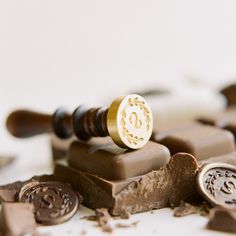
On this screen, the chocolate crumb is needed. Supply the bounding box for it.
[173,200,211,217]
[95,208,113,233]
[207,206,236,233]
[174,201,199,217]
[116,220,139,228]
[80,215,97,221]
[80,229,87,235]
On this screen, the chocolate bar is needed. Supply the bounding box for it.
[152,124,235,160]
[198,108,236,137]
[200,151,236,166]
[54,153,199,216]
[68,139,171,180]
[51,135,75,161]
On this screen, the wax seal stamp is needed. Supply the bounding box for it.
[7,94,153,149]
[197,163,236,208]
[18,181,79,225]
[107,94,153,149]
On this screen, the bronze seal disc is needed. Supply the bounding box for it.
[18,181,79,225]
[197,163,236,208]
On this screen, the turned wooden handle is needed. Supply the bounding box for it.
[6,108,72,139]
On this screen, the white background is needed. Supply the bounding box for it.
[0,1,235,235]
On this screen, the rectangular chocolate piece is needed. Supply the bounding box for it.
[0,202,36,236]
[51,135,75,161]
[152,124,235,160]
[68,140,171,180]
[55,153,199,216]
[200,151,236,166]
[198,108,236,137]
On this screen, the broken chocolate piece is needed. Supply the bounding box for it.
[0,202,36,236]
[153,125,235,160]
[68,140,171,180]
[173,201,199,217]
[207,206,236,233]
[221,83,236,107]
[54,153,199,216]
[197,163,236,208]
[198,107,236,137]
[18,181,79,225]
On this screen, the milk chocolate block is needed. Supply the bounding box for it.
[221,83,236,106]
[152,122,201,142]
[0,202,36,236]
[55,153,199,216]
[198,108,236,137]
[152,125,235,160]
[200,151,236,166]
[68,140,171,180]
[51,135,75,161]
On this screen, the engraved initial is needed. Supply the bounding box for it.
[129,112,142,128]
[40,195,56,209]
[221,180,236,194]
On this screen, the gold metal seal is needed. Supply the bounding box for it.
[107,94,153,149]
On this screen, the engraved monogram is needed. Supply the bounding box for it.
[204,169,236,206]
[121,97,151,145]
[19,182,78,224]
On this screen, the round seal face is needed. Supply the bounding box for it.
[107,94,153,149]
[197,163,236,208]
[18,181,79,225]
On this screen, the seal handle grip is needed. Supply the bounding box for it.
[6,109,52,138]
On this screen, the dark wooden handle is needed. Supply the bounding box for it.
[6,110,53,138]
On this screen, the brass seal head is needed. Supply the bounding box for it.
[107,94,153,149]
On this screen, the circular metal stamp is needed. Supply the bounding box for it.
[107,94,153,149]
[197,163,236,208]
[18,181,79,225]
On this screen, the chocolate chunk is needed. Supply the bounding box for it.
[198,108,236,137]
[207,206,236,233]
[152,122,201,141]
[173,201,200,217]
[54,153,199,216]
[50,135,75,161]
[0,202,36,236]
[153,125,235,160]
[68,140,170,180]
[18,181,79,225]
[200,151,236,166]
[221,83,236,106]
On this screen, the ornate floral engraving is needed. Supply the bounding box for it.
[205,170,236,196]
[121,97,151,145]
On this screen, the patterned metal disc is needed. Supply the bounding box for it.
[197,163,236,208]
[18,181,79,225]
[107,94,153,149]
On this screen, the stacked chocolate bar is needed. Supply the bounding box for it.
[51,84,236,216]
